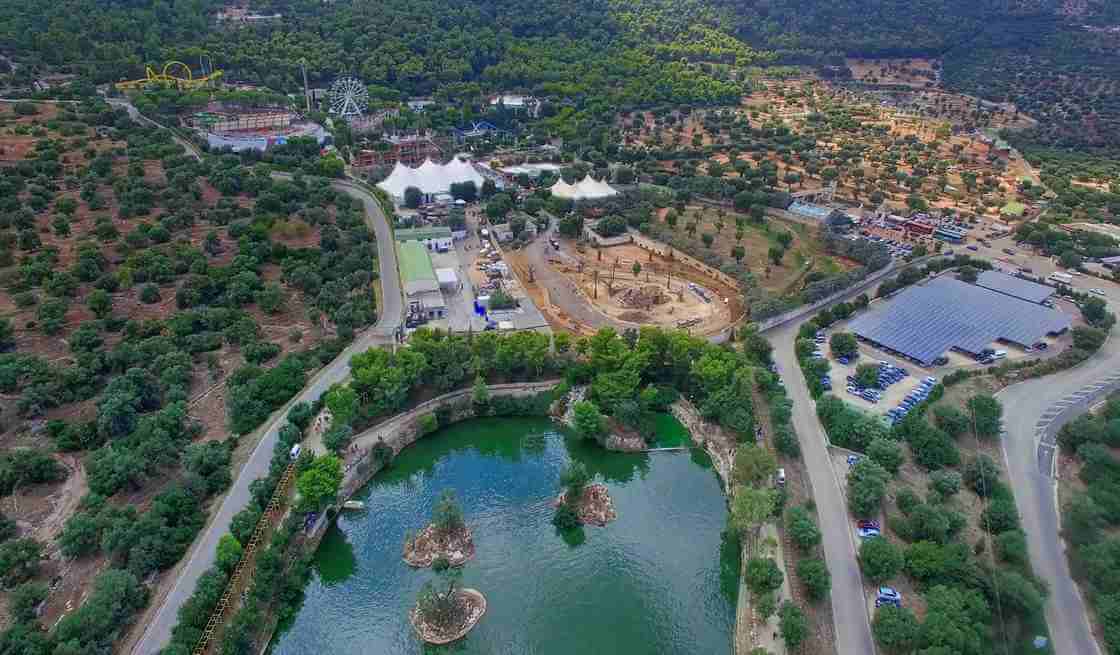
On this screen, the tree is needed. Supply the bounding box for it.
[796,557,831,601]
[324,384,359,426]
[216,534,243,573]
[779,601,809,649]
[860,536,903,583]
[982,497,1020,534]
[848,459,890,517]
[829,332,858,358]
[0,538,41,587]
[733,445,777,487]
[854,363,879,389]
[746,557,784,594]
[867,438,904,474]
[963,455,1000,497]
[432,489,466,534]
[323,424,353,453]
[572,401,604,440]
[966,394,1002,439]
[873,604,919,653]
[730,486,776,557]
[919,585,990,655]
[702,233,714,248]
[1073,326,1107,352]
[404,186,422,209]
[731,245,745,263]
[9,580,48,623]
[932,406,970,439]
[632,261,641,278]
[87,288,112,319]
[787,506,821,551]
[957,265,979,283]
[768,245,785,265]
[296,456,342,511]
[140,284,161,303]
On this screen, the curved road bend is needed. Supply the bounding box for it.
[133,173,403,650]
[997,309,1120,655]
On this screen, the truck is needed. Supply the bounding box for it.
[1047,272,1073,285]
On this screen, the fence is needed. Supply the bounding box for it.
[194,462,296,655]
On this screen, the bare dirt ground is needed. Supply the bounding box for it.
[846,58,940,88]
[557,240,739,335]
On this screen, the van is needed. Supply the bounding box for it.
[776,468,786,486]
[991,350,1007,360]
[289,444,302,460]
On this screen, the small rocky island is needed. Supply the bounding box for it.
[410,580,487,644]
[403,490,475,567]
[552,462,617,528]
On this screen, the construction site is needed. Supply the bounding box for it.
[508,235,744,337]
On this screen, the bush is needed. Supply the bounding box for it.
[867,438,904,474]
[982,498,1020,534]
[907,424,960,470]
[996,529,1029,567]
[786,506,821,551]
[552,502,580,530]
[847,459,890,517]
[873,604,919,653]
[796,557,831,601]
[932,406,970,439]
[859,536,903,583]
[963,455,1000,497]
[779,601,809,649]
[929,470,962,498]
[829,332,858,358]
[0,538,41,587]
[966,394,1002,439]
[139,284,161,304]
[746,557,784,594]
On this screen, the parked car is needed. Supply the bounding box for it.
[967,245,979,251]
[877,587,902,603]
[858,519,881,530]
[1003,248,1017,255]
[847,454,861,466]
[857,526,882,539]
[1091,288,1106,296]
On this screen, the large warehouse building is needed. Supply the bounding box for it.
[974,270,1055,305]
[848,276,1071,365]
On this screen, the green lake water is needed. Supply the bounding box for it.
[272,417,737,655]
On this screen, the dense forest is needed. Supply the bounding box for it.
[1,0,1117,149]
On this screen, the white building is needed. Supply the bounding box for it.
[548,175,619,200]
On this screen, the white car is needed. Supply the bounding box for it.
[1090,288,1106,296]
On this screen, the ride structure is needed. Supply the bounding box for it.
[328,76,368,118]
[116,60,224,91]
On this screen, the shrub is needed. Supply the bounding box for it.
[847,459,890,517]
[796,557,831,601]
[786,506,821,551]
[932,406,970,439]
[873,604,919,653]
[929,470,962,498]
[859,536,903,583]
[139,284,161,304]
[746,557,784,595]
[963,455,1000,497]
[867,438,904,474]
[779,601,808,648]
[996,529,1029,567]
[982,498,1020,534]
[966,394,1002,439]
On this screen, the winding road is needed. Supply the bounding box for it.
[116,99,405,655]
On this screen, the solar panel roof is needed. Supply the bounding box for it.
[975,270,1054,304]
[848,276,1071,364]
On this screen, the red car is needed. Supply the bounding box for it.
[857,519,880,531]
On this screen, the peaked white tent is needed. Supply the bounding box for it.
[378,157,488,201]
[549,174,618,200]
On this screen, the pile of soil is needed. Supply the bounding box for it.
[556,483,617,526]
[617,310,650,322]
[403,524,476,568]
[617,285,666,308]
[410,588,487,644]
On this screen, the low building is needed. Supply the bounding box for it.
[395,226,454,251]
[398,241,446,320]
[436,267,460,291]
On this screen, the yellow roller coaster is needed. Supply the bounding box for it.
[115,61,223,91]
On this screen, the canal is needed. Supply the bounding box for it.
[272,416,737,654]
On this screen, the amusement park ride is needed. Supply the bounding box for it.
[115,58,223,91]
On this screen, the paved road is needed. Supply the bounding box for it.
[130,126,404,654]
[997,307,1120,655]
[770,320,876,655]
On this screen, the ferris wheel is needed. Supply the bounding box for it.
[328,77,368,118]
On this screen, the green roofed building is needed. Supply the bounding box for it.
[394,226,453,251]
[397,241,446,319]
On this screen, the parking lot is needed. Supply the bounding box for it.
[812,330,938,420]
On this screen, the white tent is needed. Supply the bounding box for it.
[549,175,618,200]
[378,157,488,201]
